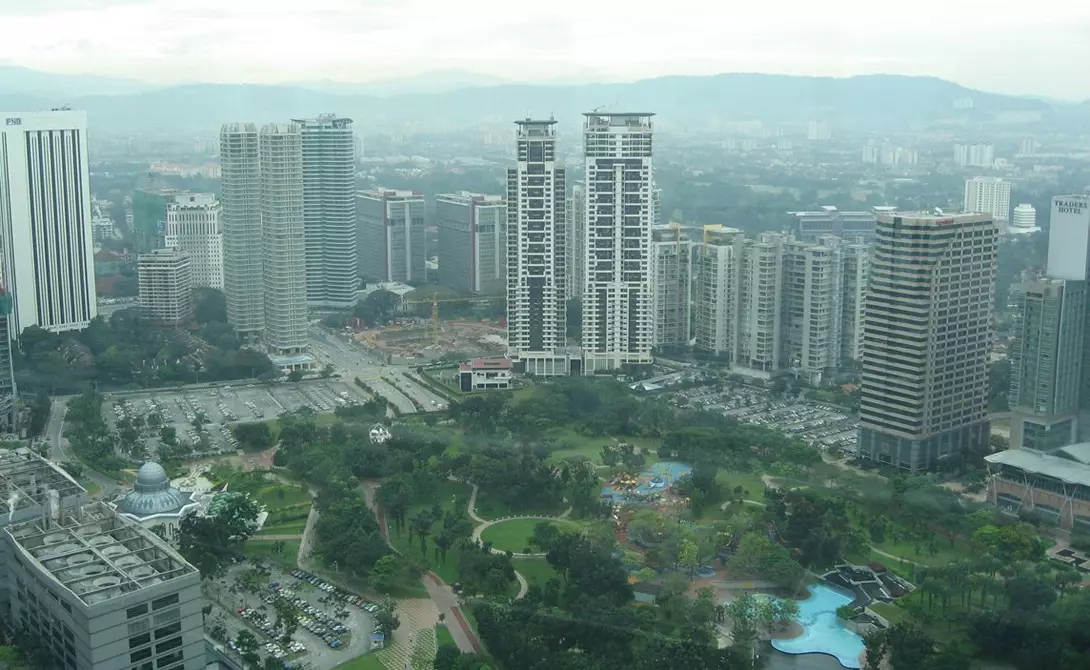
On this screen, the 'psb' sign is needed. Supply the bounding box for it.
[5,118,22,126]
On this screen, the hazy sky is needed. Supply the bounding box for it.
[3,0,1089,99]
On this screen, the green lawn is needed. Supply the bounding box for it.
[387,480,474,584]
[715,471,768,502]
[512,557,560,589]
[870,601,907,625]
[435,624,456,649]
[242,538,300,571]
[335,653,387,670]
[472,488,569,521]
[256,518,308,536]
[545,427,662,466]
[480,518,584,553]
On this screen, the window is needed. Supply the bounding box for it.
[154,622,181,640]
[129,633,150,649]
[155,636,182,654]
[130,648,152,663]
[127,604,148,619]
[156,650,183,668]
[151,594,179,611]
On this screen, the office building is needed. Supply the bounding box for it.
[581,112,655,374]
[964,176,1012,222]
[219,123,264,343]
[566,181,587,300]
[858,212,998,471]
[789,206,888,243]
[296,115,358,309]
[1046,195,1090,281]
[1009,203,1039,234]
[840,242,870,364]
[131,186,183,254]
[781,236,844,385]
[506,119,568,376]
[436,192,506,295]
[1007,279,1086,451]
[651,225,693,349]
[694,226,743,357]
[259,124,309,363]
[985,444,1090,531]
[0,110,96,335]
[0,291,14,431]
[164,194,223,290]
[357,189,426,283]
[138,249,193,326]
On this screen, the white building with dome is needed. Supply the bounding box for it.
[113,462,205,543]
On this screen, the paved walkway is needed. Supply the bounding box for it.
[868,545,924,567]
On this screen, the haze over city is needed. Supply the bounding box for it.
[2,0,1090,99]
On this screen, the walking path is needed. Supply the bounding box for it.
[868,545,924,567]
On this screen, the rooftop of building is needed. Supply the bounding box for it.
[878,211,995,224]
[5,500,197,607]
[986,446,1090,488]
[460,357,511,371]
[358,187,423,199]
[115,463,197,519]
[437,191,504,204]
[0,449,84,513]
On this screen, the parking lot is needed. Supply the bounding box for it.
[103,380,368,459]
[675,385,858,453]
[211,562,380,670]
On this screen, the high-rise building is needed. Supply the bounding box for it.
[652,184,663,226]
[356,188,427,283]
[953,143,994,167]
[789,206,889,243]
[694,226,743,356]
[138,248,194,326]
[734,233,785,375]
[807,120,832,141]
[219,123,264,343]
[781,236,843,385]
[964,176,1012,222]
[858,212,998,472]
[840,242,870,364]
[506,119,568,376]
[1008,279,1086,451]
[1046,195,1090,282]
[650,225,693,349]
[296,115,358,309]
[131,187,181,254]
[0,110,97,335]
[565,181,586,300]
[164,193,223,290]
[1010,203,1039,234]
[0,452,204,670]
[581,112,655,374]
[0,290,14,431]
[259,124,309,362]
[436,192,506,295]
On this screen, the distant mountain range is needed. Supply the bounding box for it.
[0,67,1078,134]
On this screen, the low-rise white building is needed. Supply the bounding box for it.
[138,248,193,326]
[458,358,512,392]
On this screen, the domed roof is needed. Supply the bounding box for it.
[117,462,194,518]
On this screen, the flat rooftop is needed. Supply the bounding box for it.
[0,449,84,513]
[6,501,197,607]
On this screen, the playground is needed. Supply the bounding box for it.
[601,461,693,507]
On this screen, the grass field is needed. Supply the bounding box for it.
[512,557,559,589]
[387,480,474,584]
[256,518,308,536]
[715,471,768,502]
[334,653,387,669]
[870,601,907,625]
[472,488,569,520]
[480,518,584,553]
[545,427,662,466]
[243,538,301,571]
[435,624,456,649]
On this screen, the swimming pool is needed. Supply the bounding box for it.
[770,583,864,669]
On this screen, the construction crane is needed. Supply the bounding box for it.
[401,295,505,346]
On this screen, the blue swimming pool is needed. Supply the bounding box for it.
[770,583,864,669]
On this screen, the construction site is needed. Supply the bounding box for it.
[353,295,507,362]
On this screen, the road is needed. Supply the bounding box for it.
[308,328,449,414]
[46,396,118,496]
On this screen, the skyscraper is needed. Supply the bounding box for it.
[260,123,309,361]
[840,242,870,364]
[651,224,693,349]
[858,212,998,471]
[436,192,506,295]
[964,177,1012,222]
[0,109,96,334]
[581,112,655,374]
[734,233,785,375]
[566,180,586,300]
[781,236,844,385]
[1008,279,1086,451]
[694,226,743,357]
[220,123,264,343]
[164,193,223,290]
[296,115,358,309]
[0,289,14,431]
[356,188,427,283]
[1046,195,1090,281]
[138,248,194,326]
[506,119,568,376]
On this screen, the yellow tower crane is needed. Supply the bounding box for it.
[401,295,505,346]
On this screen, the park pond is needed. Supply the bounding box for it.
[770,584,865,669]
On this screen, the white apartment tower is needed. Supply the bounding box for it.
[840,242,870,363]
[296,115,358,309]
[781,236,843,385]
[734,233,785,375]
[506,119,568,376]
[259,124,309,363]
[138,248,194,326]
[566,180,587,300]
[964,177,1012,222]
[164,193,223,290]
[651,224,693,349]
[219,123,264,343]
[581,112,655,373]
[0,110,96,334]
[694,226,743,357]
[858,212,998,472]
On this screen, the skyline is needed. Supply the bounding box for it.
[2,1,1090,100]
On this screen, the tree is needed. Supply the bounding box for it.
[724,593,761,657]
[288,369,304,382]
[368,554,401,592]
[376,476,413,536]
[321,363,336,378]
[530,521,560,552]
[232,422,275,450]
[234,629,260,669]
[273,597,299,645]
[160,425,177,446]
[376,605,401,638]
